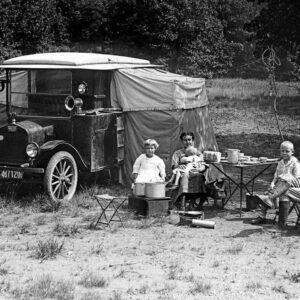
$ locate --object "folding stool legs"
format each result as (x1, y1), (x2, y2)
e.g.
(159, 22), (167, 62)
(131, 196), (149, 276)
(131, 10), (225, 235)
(94, 200), (114, 229)
(108, 199), (126, 228)
(93, 195), (127, 229)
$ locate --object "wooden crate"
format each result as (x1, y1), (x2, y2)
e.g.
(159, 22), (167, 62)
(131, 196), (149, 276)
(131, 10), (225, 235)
(128, 195), (170, 217)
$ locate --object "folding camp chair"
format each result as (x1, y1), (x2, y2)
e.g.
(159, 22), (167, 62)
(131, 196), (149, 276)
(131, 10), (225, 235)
(286, 188), (300, 228)
(93, 194), (127, 229)
(273, 188), (300, 228)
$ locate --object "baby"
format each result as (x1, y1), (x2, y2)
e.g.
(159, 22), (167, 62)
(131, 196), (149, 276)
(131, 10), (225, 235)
(168, 146), (206, 186)
(252, 140), (300, 228)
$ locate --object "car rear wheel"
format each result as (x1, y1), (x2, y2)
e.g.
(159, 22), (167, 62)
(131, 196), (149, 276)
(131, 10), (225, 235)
(44, 151), (78, 201)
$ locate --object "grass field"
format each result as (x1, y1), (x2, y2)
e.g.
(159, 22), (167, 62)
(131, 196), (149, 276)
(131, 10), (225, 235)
(207, 78), (300, 101)
(208, 78), (300, 158)
(0, 78), (299, 300)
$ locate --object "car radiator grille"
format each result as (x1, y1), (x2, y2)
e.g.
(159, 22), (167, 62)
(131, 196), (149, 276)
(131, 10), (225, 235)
(0, 130), (28, 165)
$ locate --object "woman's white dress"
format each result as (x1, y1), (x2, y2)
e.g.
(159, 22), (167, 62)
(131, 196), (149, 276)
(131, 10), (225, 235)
(133, 154), (166, 183)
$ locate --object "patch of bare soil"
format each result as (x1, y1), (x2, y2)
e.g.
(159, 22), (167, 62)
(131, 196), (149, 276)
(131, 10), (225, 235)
(0, 180), (299, 300)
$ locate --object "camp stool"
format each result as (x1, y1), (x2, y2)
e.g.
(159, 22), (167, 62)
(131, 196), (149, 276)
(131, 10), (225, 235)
(273, 188), (300, 228)
(93, 194), (127, 229)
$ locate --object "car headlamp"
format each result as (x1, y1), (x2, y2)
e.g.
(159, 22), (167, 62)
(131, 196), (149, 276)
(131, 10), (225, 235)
(26, 143), (39, 158)
(78, 82), (88, 94)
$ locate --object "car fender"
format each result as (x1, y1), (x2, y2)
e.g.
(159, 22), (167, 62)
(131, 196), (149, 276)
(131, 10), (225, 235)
(36, 140), (88, 170)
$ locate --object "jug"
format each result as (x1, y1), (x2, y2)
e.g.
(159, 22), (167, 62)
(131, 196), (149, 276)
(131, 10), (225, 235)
(227, 149), (240, 164)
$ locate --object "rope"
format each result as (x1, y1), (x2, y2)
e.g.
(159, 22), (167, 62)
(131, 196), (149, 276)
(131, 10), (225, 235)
(226, 58), (263, 73)
(262, 46), (284, 141)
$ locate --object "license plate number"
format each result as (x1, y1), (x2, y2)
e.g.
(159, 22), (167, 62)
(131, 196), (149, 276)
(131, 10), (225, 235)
(0, 170), (24, 179)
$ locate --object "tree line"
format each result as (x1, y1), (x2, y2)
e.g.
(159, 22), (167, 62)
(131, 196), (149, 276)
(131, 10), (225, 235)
(0, 0), (299, 79)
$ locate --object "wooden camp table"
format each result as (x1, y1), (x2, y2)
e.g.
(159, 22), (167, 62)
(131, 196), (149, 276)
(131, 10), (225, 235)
(210, 159), (279, 216)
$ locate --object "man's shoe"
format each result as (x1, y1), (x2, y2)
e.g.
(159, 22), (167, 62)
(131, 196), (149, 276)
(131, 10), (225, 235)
(251, 216), (266, 225)
(256, 194), (273, 208)
(267, 224), (287, 233)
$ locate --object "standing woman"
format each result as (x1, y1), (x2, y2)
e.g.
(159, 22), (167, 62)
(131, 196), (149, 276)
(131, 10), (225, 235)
(133, 139), (166, 183)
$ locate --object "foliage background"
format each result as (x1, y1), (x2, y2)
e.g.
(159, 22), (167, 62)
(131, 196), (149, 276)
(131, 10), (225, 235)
(0, 0), (299, 79)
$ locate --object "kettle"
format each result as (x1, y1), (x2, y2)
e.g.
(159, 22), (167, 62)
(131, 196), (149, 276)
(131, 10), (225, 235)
(227, 149), (240, 164)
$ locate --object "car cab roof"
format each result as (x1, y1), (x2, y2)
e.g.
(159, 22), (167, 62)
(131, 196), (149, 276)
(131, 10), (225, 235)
(1, 52), (157, 70)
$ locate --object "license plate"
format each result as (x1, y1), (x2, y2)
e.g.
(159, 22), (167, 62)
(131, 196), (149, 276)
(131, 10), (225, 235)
(0, 170), (24, 179)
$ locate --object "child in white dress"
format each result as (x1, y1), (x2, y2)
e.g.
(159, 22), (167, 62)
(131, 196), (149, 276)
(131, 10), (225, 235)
(133, 139), (166, 183)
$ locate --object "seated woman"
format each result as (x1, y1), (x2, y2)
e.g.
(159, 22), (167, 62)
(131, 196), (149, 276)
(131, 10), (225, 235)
(133, 139), (166, 183)
(168, 146), (207, 187)
(171, 132), (208, 209)
(172, 132), (207, 190)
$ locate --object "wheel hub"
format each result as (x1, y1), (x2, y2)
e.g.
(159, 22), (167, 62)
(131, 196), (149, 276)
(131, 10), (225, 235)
(59, 175), (70, 183)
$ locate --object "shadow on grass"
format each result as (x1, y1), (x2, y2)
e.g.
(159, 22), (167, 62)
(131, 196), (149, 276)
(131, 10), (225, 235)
(226, 228), (264, 238)
(280, 227), (300, 237)
(225, 217), (254, 223)
(228, 223), (300, 238)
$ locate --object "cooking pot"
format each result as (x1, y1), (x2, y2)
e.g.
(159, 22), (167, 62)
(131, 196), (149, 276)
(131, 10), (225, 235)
(179, 211), (204, 218)
(145, 182), (166, 198)
(227, 149), (240, 164)
(134, 182), (146, 196)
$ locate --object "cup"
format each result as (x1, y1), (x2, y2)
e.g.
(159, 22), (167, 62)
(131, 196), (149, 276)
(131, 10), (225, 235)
(238, 152), (244, 160)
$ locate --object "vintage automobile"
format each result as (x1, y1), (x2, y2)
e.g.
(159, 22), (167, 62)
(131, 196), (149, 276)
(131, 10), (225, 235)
(0, 52), (219, 206)
(0, 52), (153, 201)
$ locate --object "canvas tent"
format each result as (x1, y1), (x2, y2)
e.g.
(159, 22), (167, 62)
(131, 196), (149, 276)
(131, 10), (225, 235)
(110, 68), (219, 185)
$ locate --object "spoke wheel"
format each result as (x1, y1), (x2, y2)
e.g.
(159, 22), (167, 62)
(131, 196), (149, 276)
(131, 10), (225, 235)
(44, 151), (78, 202)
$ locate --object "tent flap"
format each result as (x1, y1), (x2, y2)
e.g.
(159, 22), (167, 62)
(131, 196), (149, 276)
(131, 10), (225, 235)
(111, 68), (208, 111)
(122, 107), (219, 185)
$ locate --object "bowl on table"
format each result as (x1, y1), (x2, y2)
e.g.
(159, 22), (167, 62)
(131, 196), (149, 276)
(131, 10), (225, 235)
(250, 157), (259, 163)
(259, 157), (268, 163)
(243, 156), (251, 162)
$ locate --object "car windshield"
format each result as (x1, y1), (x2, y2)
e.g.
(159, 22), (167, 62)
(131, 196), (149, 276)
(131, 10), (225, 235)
(9, 70), (72, 116)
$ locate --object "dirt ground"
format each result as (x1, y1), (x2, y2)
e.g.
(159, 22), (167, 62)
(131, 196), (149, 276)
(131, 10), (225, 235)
(0, 180), (299, 300)
(0, 96), (300, 299)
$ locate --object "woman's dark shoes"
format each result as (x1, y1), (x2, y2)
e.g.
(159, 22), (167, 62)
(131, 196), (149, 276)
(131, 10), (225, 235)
(166, 181), (174, 187)
(166, 182), (179, 190)
(251, 216), (266, 225)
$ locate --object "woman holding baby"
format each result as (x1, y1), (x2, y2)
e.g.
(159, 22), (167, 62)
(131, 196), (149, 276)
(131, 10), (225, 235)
(171, 132), (207, 194)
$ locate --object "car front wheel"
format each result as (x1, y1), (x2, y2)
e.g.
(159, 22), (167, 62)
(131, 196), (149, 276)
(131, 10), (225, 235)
(44, 151), (78, 201)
